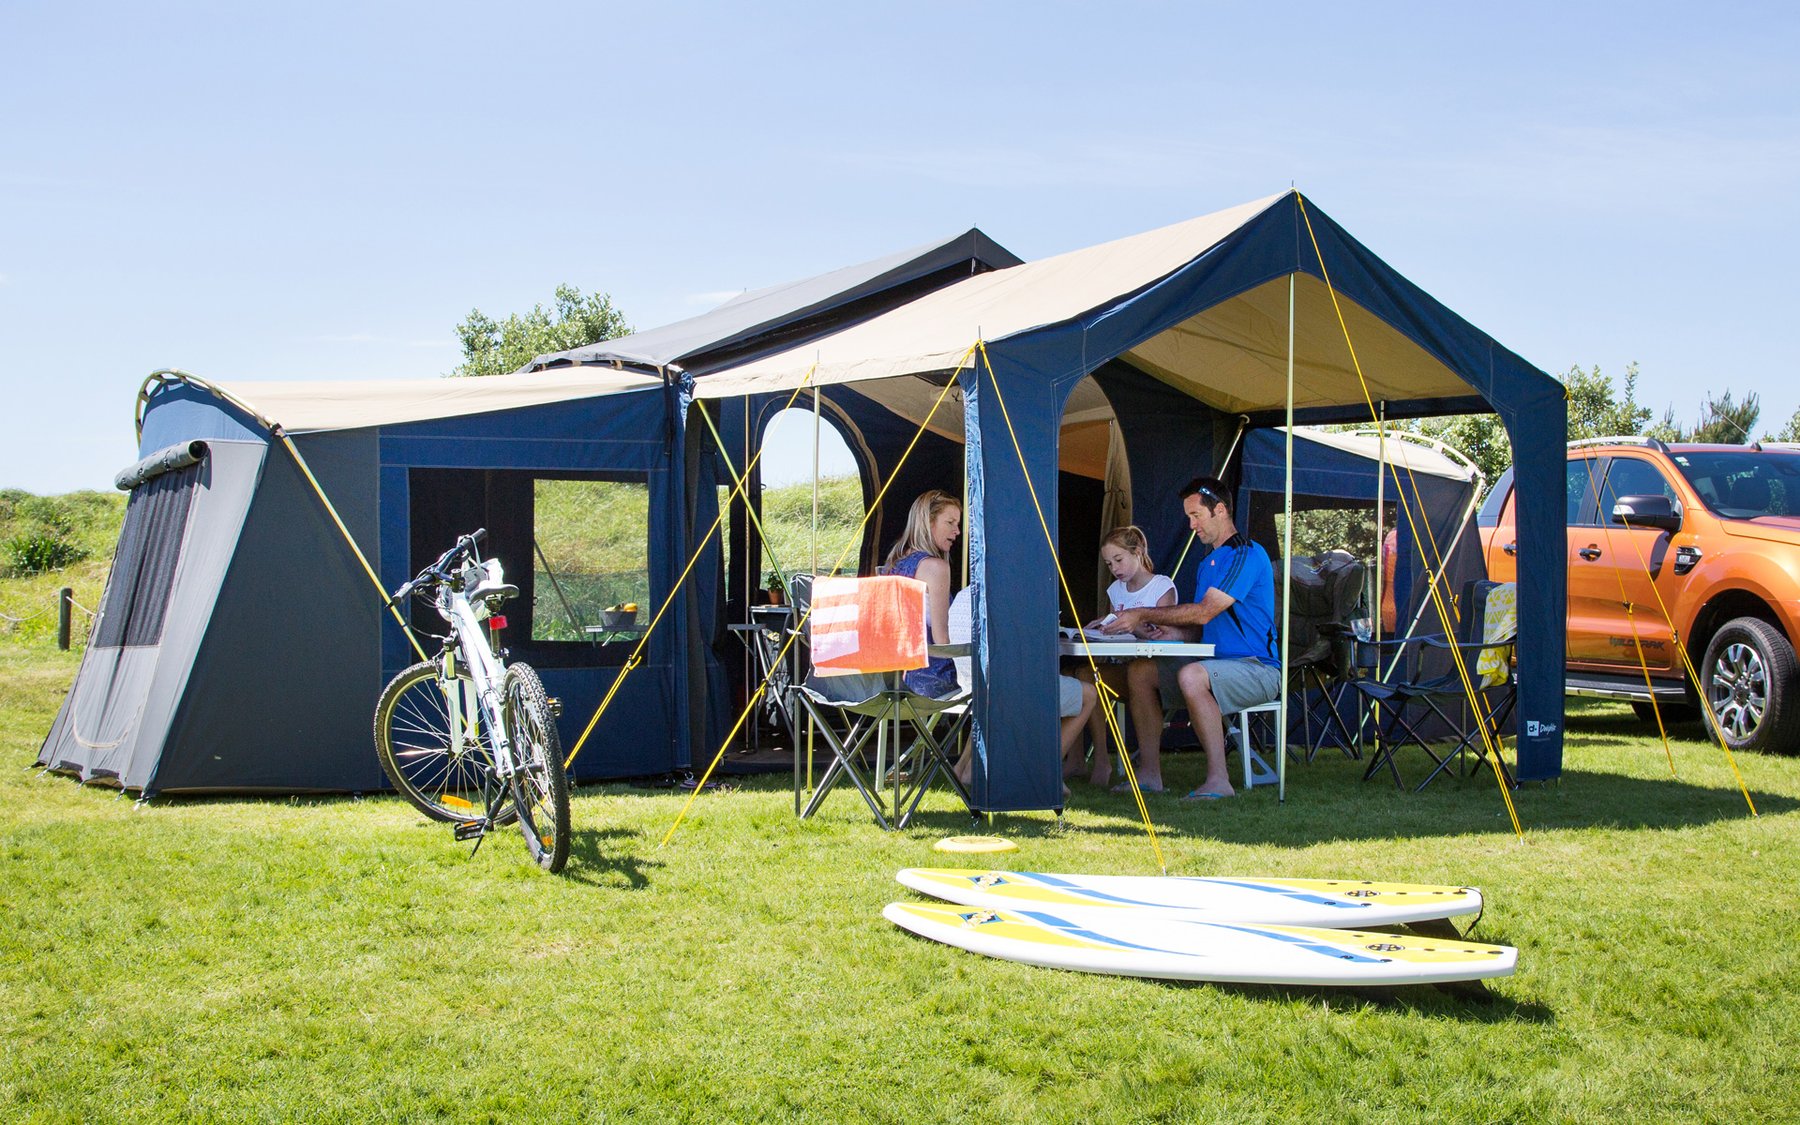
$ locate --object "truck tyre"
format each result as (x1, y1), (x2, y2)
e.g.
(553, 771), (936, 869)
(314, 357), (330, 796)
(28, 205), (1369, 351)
(1700, 617), (1800, 754)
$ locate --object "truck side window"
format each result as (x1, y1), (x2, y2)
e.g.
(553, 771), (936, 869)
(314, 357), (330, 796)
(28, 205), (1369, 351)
(1600, 457), (1678, 514)
(1566, 460), (1598, 526)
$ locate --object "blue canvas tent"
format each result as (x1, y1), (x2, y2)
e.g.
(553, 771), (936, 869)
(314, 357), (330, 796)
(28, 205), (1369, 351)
(40, 230), (1022, 796)
(692, 191), (1567, 812)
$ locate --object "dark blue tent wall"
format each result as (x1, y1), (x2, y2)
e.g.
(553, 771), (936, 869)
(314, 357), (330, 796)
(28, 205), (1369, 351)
(373, 384), (688, 781)
(136, 380), (691, 790)
(962, 193), (1564, 810)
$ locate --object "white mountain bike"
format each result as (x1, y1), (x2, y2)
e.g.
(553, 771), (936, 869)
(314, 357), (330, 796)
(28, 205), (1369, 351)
(373, 529), (571, 873)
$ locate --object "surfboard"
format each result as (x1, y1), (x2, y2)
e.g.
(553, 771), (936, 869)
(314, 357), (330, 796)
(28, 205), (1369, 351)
(883, 901), (1517, 986)
(896, 868), (1482, 929)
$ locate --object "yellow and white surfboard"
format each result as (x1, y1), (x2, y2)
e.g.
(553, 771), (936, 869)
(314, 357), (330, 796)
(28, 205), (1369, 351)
(884, 901), (1516, 986)
(897, 868), (1483, 928)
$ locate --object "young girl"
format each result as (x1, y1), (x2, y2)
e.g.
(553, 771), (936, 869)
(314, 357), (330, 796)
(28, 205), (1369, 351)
(1071, 526), (1177, 785)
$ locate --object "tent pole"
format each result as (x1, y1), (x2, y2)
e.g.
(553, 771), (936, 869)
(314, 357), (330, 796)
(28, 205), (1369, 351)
(812, 388), (821, 577)
(1279, 275), (1295, 802)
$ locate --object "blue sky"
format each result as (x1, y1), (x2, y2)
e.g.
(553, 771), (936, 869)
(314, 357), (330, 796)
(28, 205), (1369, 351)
(4, 1), (1797, 492)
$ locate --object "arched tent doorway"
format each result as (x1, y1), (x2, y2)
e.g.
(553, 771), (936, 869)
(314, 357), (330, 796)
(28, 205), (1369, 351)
(1056, 376), (1130, 624)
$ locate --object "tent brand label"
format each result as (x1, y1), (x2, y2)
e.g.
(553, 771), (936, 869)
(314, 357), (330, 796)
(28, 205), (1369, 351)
(1525, 720), (1559, 737)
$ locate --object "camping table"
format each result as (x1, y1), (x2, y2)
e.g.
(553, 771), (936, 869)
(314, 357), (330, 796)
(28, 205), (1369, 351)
(727, 606), (797, 751)
(1056, 639), (1214, 660)
(583, 624), (647, 646)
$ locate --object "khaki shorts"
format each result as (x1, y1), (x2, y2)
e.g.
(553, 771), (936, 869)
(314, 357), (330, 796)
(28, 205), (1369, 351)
(1156, 657), (1282, 714)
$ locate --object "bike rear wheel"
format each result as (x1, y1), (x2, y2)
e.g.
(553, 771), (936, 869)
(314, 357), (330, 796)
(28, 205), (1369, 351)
(504, 663), (571, 873)
(374, 660), (514, 825)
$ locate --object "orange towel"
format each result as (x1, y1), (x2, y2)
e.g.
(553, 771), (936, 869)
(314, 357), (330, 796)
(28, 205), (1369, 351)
(811, 575), (930, 675)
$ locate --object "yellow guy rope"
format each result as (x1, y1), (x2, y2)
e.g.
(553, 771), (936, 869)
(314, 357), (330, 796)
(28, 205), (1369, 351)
(1296, 196), (1525, 838)
(660, 346), (980, 846)
(563, 364), (822, 770)
(1575, 458), (1757, 813)
(975, 342), (1167, 873)
(1578, 456), (1679, 775)
(692, 402), (796, 594)
(137, 371), (428, 663)
(276, 431), (429, 664)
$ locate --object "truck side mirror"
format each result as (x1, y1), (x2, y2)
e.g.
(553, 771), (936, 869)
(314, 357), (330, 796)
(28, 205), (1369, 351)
(1612, 494), (1681, 533)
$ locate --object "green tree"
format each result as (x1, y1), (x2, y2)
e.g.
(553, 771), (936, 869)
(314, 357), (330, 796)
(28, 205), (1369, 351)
(1646, 388), (1761, 444)
(1564, 362), (1652, 441)
(1338, 363), (1653, 501)
(451, 284), (631, 377)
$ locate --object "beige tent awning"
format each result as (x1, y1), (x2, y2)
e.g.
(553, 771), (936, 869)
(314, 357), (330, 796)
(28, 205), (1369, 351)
(691, 193), (1476, 414)
(141, 368), (662, 435)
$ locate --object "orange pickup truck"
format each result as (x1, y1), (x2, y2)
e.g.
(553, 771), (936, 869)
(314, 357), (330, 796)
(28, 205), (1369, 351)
(1479, 437), (1800, 753)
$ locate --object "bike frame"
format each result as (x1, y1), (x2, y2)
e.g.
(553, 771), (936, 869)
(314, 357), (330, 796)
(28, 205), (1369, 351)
(432, 569), (519, 805)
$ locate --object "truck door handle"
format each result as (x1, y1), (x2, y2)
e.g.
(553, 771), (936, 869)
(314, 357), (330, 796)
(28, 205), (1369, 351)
(1502, 541), (1517, 556)
(1579, 545), (1602, 561)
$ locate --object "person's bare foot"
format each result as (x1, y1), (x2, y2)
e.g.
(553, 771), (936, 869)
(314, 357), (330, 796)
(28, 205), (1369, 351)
(1086, 761), (1112, 787)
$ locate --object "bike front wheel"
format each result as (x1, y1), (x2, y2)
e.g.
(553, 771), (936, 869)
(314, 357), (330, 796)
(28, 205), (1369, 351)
(374, 660), (514, 825)
(503, 663), (571, 873)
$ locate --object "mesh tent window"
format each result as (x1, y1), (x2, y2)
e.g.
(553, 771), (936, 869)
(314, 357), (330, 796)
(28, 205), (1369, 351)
(93, 462), (201, 648)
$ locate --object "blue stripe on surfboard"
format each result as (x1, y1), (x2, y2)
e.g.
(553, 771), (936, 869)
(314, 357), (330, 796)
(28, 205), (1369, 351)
(1014, 871), (1367, 912)
(1015, 911), (1207, 957)
(1015, 910), (1390, 965)
(1204, 879), (1368, 911)
(1205, 923), (1390, 963)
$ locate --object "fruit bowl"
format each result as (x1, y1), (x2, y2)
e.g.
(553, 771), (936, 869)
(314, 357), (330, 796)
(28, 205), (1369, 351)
(600, 605), (638, 628)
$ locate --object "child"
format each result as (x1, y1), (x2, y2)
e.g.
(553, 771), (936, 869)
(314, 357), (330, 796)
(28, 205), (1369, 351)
(1070, 526), (1178, 785)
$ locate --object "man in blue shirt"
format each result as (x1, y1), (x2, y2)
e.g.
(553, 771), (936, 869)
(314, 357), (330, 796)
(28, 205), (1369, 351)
(1102, 476), (1281, 798)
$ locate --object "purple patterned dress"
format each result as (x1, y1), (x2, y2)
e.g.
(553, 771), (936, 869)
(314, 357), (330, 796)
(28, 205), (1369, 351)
(889, 549), (959, 698)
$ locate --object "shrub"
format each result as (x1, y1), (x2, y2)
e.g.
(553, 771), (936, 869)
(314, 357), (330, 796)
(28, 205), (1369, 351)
(4, 532), (87, 576)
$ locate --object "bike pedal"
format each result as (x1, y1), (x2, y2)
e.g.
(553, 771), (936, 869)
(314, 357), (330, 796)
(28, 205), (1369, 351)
(452, 819), (489, 841)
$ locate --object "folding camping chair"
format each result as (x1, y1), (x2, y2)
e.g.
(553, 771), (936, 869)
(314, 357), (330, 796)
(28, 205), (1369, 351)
(1277, 551), (1367, 763)
(787, 574), (973, 830)
(1353, 580), (1518, 791)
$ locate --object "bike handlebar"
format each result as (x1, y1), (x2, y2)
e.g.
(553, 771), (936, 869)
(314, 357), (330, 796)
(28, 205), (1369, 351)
(390, 528), (488, 602)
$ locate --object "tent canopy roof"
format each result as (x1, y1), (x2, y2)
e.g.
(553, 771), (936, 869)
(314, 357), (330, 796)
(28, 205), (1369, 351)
(691, 192), (1536, 416)
(1255, 426), (1478, 484)
(139, 368), (661, 436)
(524, 228), (1021, 375)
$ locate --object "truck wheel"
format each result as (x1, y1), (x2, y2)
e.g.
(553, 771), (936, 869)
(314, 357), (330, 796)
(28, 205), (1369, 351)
(1700, 617), (1800, 754)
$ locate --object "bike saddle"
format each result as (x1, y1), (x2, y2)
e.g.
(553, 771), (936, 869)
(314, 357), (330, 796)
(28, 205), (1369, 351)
(468, 578), (520, 604)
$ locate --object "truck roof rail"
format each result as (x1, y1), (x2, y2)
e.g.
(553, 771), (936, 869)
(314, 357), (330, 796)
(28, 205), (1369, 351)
(1566, 435), (1671, 454)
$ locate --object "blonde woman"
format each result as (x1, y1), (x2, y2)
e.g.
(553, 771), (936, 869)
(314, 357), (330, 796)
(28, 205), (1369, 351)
(884, 489), (962, 698)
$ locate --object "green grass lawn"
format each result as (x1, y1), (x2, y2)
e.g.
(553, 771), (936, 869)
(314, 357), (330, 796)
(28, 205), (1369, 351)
(4, 630), (1798, 1122)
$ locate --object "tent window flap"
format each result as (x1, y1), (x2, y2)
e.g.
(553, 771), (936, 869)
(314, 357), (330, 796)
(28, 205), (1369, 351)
(93, 462), (201, 648)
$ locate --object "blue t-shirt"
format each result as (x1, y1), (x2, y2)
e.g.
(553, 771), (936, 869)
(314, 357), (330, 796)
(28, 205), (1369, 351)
(1194, 535), (1278, 667)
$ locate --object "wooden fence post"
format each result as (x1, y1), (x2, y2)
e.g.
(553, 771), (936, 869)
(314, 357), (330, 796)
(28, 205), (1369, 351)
(57, 587), (72, 651)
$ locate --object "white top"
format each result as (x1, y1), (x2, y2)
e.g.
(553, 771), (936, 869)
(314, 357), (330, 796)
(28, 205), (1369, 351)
(1106, 573), (1177, 613)
(948, 586), (974, 687)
